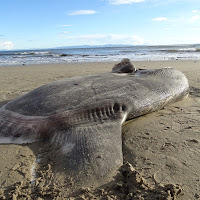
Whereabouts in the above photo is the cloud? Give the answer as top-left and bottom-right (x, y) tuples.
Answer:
(152, 17), (167, 21)
(190, 15), (200, 22)
(164, 27), (171, 30)
(68, 10), (96, 15)
(57, 25), (72, 27)
(192, 10), (198, 13)
(0, 41), (14, 50)
(188, 27), (200, 30)
(59, 33), (144, 45)
(109, 0), (145, 4)
(58, 31), (69, 38)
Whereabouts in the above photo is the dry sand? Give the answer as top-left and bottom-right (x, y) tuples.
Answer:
(0, 61), (199, 200)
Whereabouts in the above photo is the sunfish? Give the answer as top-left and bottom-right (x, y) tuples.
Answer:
(0, 59), (189, 186)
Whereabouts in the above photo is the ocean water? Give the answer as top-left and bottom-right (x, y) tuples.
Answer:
(0, 44), (200, 66)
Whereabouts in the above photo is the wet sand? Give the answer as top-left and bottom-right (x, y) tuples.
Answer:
(0, 61), (200, 199)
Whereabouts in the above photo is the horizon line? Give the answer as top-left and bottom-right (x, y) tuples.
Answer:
(1, 43), (200, 51)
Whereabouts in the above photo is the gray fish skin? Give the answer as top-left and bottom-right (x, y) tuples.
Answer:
(0, 67), (189, 184)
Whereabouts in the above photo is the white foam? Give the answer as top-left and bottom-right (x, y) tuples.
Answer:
(178, 48), (196, 52)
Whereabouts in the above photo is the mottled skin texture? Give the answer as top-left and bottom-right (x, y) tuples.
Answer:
(0, 67), (189, 185)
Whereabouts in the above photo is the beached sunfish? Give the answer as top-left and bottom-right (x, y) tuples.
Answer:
(0, 59), (189, 186)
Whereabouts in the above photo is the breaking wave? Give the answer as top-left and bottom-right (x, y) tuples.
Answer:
(161, 48), (200, 53)
(14, 51), (52, 55)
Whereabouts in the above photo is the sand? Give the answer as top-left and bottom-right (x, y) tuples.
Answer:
(0, 61), (199, 199)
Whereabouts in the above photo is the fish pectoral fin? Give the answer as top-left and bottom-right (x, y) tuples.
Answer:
(49, 117), (123, 181)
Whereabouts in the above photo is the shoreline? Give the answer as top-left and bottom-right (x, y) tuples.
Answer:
(0, 60), (200, 199)
(0, 59), (199, 69)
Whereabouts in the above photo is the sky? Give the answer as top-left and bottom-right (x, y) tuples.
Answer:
(0, 0), (200, 50)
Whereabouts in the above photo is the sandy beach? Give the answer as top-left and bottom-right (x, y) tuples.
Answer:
(0, 61), (200, 199)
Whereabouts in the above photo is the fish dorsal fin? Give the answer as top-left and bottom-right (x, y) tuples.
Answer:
(112, 58), (136, 74)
